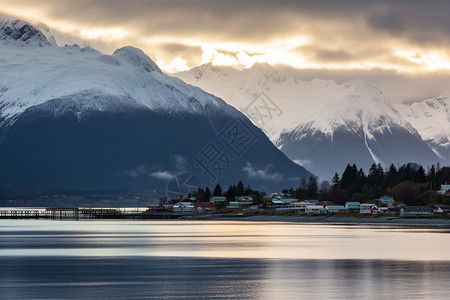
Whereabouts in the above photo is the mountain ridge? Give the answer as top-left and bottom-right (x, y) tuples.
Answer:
(0, 19), (313, 193)
(176, 63), (443, 179)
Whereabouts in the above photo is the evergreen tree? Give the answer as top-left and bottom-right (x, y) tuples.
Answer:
(356, 168), (366, 192)
(236, 180), (245, 196)
(306, 176), (318, 198)
(377, 164), (385, 186)
(205, 187), (212, 201)
(428, 165), (436, 190)
(331, 173), (340, 189)
(415, 165), (426, 183)
(385, 163), (398, 188)
(319, 181), (331, 195)
(244, 185), (253, 196)
(341, 164), (357, 189)
(437, 166), (450, 185)
(367, 163), (384, 188)
(398, 163), (413, 182)
(195, 188), (206, 202)
(225, 185), (236, 202)
(367, 163), (378, 188)
(213, 184), (222, 196)
(300, 177), (307, 190)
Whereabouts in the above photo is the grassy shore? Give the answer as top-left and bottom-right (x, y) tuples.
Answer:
(209, 211), (450, 227)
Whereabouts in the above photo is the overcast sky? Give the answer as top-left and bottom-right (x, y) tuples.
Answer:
(2, 0), (450, 103)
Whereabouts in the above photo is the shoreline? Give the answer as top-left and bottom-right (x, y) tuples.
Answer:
(204, 214), (450, 227)
(2, 213), (450, 228)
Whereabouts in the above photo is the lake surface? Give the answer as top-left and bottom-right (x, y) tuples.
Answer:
(1, 220), (449, 299)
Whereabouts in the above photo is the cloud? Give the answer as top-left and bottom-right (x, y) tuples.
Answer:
(365, 3), (450, 47)
(243, 163), (284, 181)
(277, 65), (450, 103)
(149, 171), (174, 181)
(3, 0), (450, 77)
(293, 159), (312, 169)
(123, 166), (174, 180)
(296, 45), (356, 63)
(173, 155), (188, 171)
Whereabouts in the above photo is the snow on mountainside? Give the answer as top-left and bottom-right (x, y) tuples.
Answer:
(176, 63), (441, 179)
(34, 23), (58, 46)
(0, 23), (233, 126)
(0, 19), (52, 47)
(399, 96), (450, 158)
(0, 19), (313, 192)
(177, 63), (414, 141)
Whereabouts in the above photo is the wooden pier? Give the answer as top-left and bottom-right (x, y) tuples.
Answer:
(0, 207), (193, 219)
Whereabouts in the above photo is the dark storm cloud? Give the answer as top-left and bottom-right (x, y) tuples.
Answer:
(157, 43), (202, 60)
(296, 45), (356, 63)
(365, 2), (450, 47)
(314, 49), (354, 63)
(277, 65), (450, 103)
(3, 0), (450, 78)
(153, 43), (203, 66)
(3, 0), (450, 42)
(4, 0), (450, 47)
(294, 44), (420, 68)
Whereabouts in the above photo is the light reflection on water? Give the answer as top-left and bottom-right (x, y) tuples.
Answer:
(1, 220), (449, 299)
(1, 220), (449, 260)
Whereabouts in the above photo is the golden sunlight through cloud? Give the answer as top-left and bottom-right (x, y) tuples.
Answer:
(3, 0), (450, 75)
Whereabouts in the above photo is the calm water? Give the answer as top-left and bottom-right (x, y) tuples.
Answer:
(1, 220), (449, 299)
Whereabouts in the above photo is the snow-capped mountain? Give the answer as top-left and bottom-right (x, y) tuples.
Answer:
(176, 63), (441, 179)
(0, 19), (313, 192)
(399, 96), (450, 160)
(0, 19), (53, 47)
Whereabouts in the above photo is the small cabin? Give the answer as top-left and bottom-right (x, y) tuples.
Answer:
(209, 196), (227, 204)
(345, 202), (360, 210)
(326, 205), (346, 213)
(360, 203), (378, 214)
(437, 185), (450, 196)
(378, 196), (395, 205)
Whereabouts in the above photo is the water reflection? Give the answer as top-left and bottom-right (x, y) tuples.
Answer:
(1, 220), (449, 260)
(1, 220), (450, 299)
(1, 257), (448, 299)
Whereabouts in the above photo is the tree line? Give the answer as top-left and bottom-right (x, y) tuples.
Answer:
(190, 163), (450, 207)
(325, 163), (450, 205)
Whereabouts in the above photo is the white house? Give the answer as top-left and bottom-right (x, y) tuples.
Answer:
(271, 198), (296, 207)
(437, 185), (450, 195)
(345, 202), (360, 210)
(239, 196), (253, 202)
(173, 202), (195, 212)
(227, 197), (253, 209)
(305, 200), (319, 204)
(431, 205), (450, 213)
(209, 196), (227, 204)
(196, 202), (216, 213)
(378, 196), (395, 205)
(326, 205), (346, 213)
(360, 203), (378, 214)
(400, 206), (433, 217)
(276, 201), (326, 214)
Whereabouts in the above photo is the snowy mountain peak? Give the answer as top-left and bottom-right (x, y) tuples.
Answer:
(249, 62), (276, 72)
(0, 19), (52, 47)
(0, 20), (314, 191)
(344, 79), (384, 97)
(184, 63), (239, 81)
(175, 65), (440, 179)
(399, 96), (450, 151)
(112, 46), (161, 73)
(35, 23), (57, 46)
(245, 62), (286, 84)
